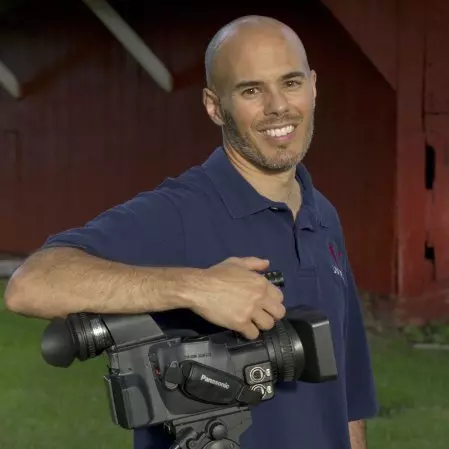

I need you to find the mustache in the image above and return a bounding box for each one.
[256,114,303,128]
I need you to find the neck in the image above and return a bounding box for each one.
[224,146,298,203]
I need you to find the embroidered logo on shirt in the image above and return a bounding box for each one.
[328,243,344,280]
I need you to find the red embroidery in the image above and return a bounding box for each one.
[328,243,342,268]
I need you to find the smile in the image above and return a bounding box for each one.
[261,125,296,140]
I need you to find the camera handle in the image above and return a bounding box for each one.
[167,407,252,449]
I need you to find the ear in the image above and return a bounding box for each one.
[310,69,317,100]
[202,88,224,126]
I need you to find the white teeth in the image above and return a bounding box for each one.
[264,125,294,137]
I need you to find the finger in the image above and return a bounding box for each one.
[240,322,260,340]
[268,284,284,302]
[263,302,286,321]
[251,309,276,331]
[227,257,270,271]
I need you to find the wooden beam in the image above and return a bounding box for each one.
[395,0,434,321]
[320,0,397,90]
[0,60,22,99]
[82,0,173,92]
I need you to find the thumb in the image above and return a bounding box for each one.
[227,256,270,271]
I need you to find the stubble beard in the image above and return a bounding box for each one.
[220,105,315,173]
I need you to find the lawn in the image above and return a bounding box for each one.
[1,279,449,449]
[0,280,130,449]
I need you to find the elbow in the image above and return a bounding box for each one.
[4,266,39,315]
[4,248,75,319]
[4,264,54,319]
[4,269,29,314]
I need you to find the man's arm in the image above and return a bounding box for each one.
[5,248,284,340]
[4,247,198,318]
[5,190,285,339]
[349,420,366,449]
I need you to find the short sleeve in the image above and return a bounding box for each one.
[42,189,186,267]
[343,258,379,421]
[332,212,379,421]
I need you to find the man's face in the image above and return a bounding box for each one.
[205,29,317,172]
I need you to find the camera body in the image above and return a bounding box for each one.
[103,308,336,429]
[41,272,338,447]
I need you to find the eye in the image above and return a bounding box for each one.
[284,79,303,89]
[242,87,260,97]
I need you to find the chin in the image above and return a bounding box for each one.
[254,150,300,172]
[261,143,303,166]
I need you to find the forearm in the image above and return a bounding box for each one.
[349,420,366,449]
[4,247,198,319]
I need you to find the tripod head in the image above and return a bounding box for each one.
[167,407,251,449]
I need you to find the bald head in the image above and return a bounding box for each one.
[205,15,310,93]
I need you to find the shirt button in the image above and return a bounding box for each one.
[270,207,279,211]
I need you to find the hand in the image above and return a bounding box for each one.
[189,257,286,340]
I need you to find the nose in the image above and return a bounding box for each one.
[264,89,289,116]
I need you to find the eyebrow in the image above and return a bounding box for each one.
[233,71,307,91]
[281,71,307,81]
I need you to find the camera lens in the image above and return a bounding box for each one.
[263,319,305,382]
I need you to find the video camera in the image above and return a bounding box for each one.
[40,271,338,449]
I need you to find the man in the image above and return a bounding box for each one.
[5,15,378,449]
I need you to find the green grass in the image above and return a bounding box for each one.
[1,279,449,448]
[0,280,130,449]
[367,334,449,448]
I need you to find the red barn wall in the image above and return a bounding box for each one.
[0,1,396,297]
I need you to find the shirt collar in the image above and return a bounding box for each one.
[202,146,328,230]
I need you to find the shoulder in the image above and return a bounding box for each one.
[40,166,213,265]
[90,163,214,231]
[149,165,216,212]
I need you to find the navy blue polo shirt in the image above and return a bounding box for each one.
[43,146,378,449]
